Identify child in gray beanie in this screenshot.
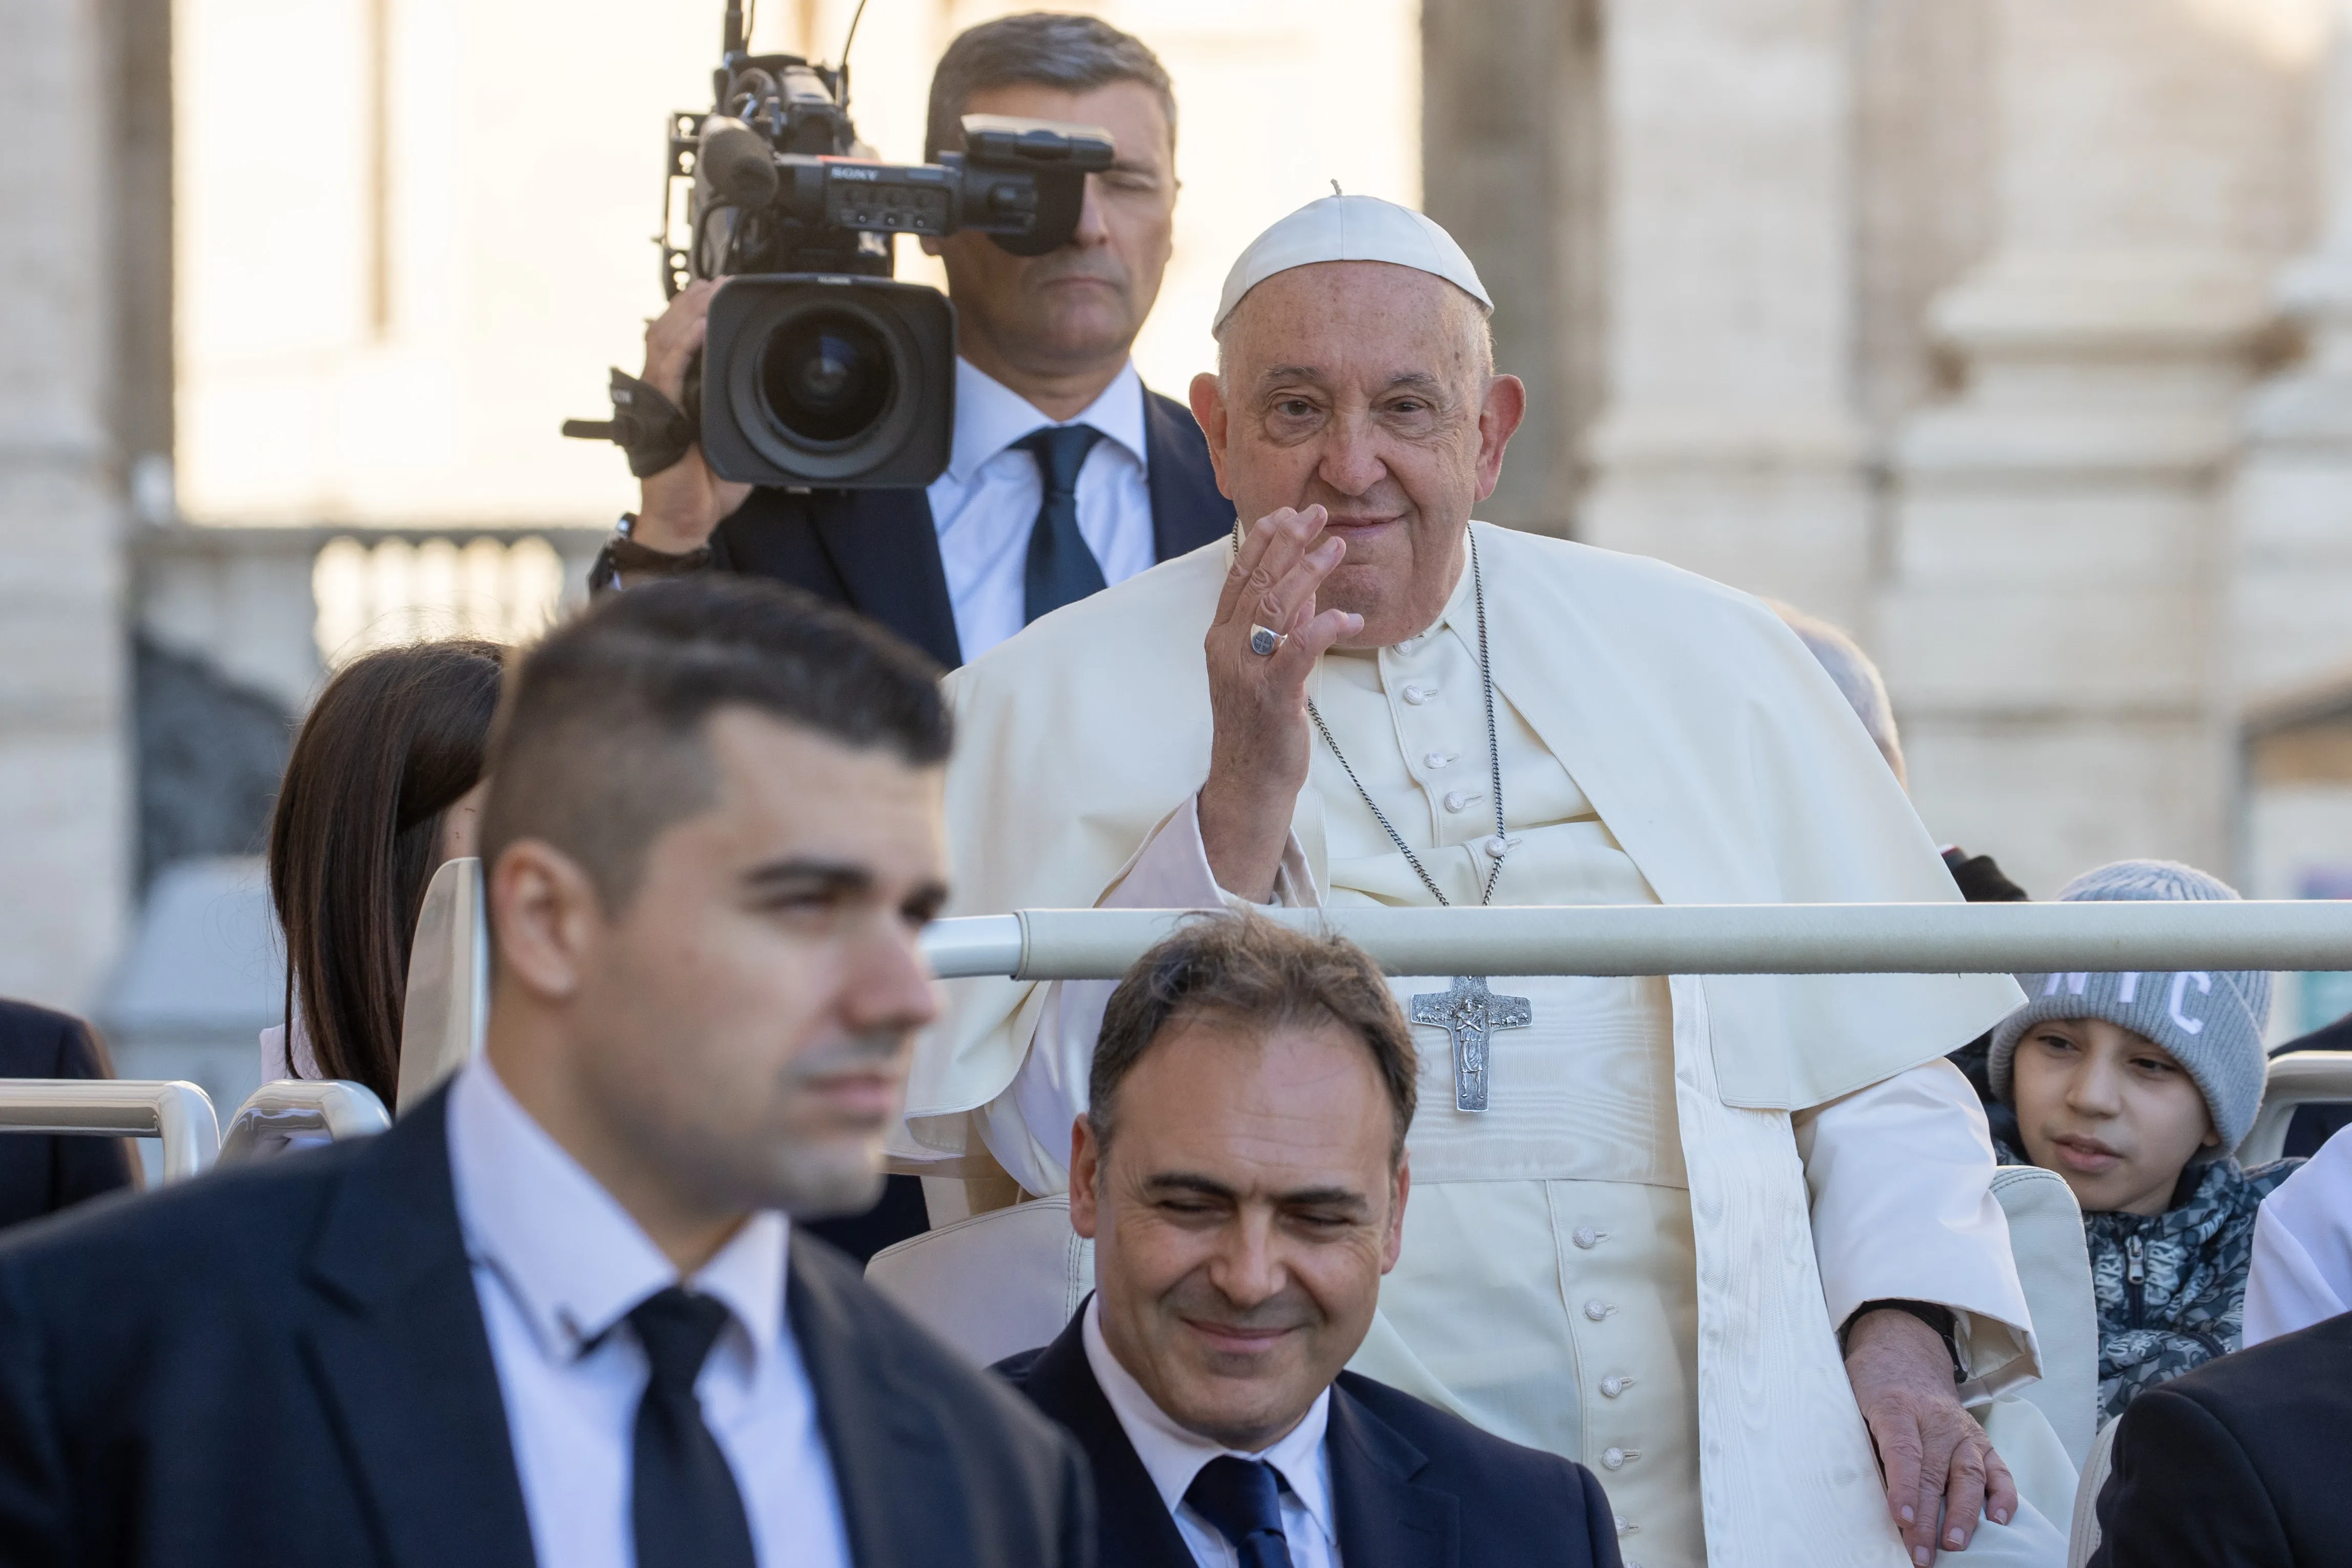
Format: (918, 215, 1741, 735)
(1989, 858, 2302, 1426)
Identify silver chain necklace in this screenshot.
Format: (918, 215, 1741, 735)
(1305, 532, 1510, 906)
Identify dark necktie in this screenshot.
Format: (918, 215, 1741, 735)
(1015, 424, 1109, 624)
(629, 1287, 758, 1568)
(1185, 1455, 1296, 1568)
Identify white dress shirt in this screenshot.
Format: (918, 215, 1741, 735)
(926, 357, 1157, 661)
(1081, 1297, 1342, 1568)
(446, 1060, 852, 1568)
(2245, 1122, 2352, 1344)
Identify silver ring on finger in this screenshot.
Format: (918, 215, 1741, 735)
(1249, 624, 1287, 657)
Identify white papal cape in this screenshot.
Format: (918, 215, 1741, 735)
(907, 522, 2046, 1565)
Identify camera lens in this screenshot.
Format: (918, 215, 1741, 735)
(756, 311, 893, 444)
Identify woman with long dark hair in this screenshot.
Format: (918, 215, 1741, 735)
(265, 639, 506, 1105)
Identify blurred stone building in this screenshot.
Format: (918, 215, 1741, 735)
(7, 0, 2352, 1033)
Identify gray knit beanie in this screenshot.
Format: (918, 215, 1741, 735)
(1989, 860, 2271, 1157)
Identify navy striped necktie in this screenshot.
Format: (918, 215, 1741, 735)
(1185, 1455, 1295, 1568)
(1015, 423, 1109, 624)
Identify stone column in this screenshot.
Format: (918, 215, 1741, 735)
(1421, 0, 1606, 537)
(2232, 2, 2352, 703)
(1576, 0, 1874, 626)
(2229, 1, 2352, 916)
(0, 0, 132, 1008)
(1882, 0, 2316, 896)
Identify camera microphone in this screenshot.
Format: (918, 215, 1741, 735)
(699, 116, 780, 208)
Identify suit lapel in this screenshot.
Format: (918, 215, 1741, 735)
(792, 1245, 966, 1568)
(1326, 1381, 1458, 1568)
(1142, 390, 1234, 564)
(298, 1090, 537, 1568)
(1018, 1315, 1196, 1568)
(813, 488, 964, 668)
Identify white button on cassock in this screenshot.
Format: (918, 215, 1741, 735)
(1584, 1300, 1614, 1321)
(1601, 1375, 1629, 1398)
(1601, 1447, 1629, 1470)
(1401, 683, 1436, 705)
(1423, 750, 1456, 769)
(1572, 1225, 1599, 1248)
(1442, 790, 1484, 813)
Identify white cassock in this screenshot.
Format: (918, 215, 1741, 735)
(906, 521, 2068, 1567)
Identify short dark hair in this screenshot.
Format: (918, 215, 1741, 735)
(269, 638, 506, 1102)
(1090, 913, 1418, 1165)
(925, 12, 1176, 160)
(479, 576, 950, 911)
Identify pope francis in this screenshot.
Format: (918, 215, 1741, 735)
(906, 196, 2068, 1567)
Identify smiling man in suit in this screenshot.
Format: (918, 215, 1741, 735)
(0, 578, 1091, 1568)
(603, 12, 1229, 673)
(996, 913, 1620, 1568)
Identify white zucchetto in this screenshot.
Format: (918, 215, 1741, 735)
(1213, 194, 1494, 329)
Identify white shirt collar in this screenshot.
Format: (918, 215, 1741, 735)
(945, 357, 1149, 485)
(1080, 1295, 1337, 1546)
(447, 1059, 788, 1374)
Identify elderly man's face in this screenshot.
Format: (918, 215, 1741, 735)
(1069, 1013, 1408, 1450)
(1191, 262, 1525, 647)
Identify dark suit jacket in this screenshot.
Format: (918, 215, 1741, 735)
(2088, 1310, 2352, 1568)
(995, 1312, 1622, 1568)
(0, 1087, 1094, 1568)
(711, 386, 1231, 669)
(0, 999, 137, 1231)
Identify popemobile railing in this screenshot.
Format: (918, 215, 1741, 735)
(923, 901, 2352, 1166)
(0, 1077, 391, 1186)
(918, 900, 2352, 980)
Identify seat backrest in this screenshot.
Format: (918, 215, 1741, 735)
(1993, 1164, 2098, 1470)
(864, 1197, 1092, 1366)
(2240, 1049, 2352, 1165)
(2065, 1412, 2122, 1568)
(396, 857, 488, 1114)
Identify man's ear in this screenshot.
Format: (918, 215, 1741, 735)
(1189, 371, 1234, 499)
(487, 839, 606, 1003)
(1381, 1152, 1411, 1274)
(1473, 373, 1527, 501)
(1068, 1115, 1102, 1238)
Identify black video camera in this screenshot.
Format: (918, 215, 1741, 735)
(565, 4, 1114, 488)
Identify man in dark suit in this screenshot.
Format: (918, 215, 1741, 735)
(994, 914, 1620, 1568)
(0, 578, 1091, 1568)
(0, 998, 137, 1229)
(600, 13, 1229, 674)
(2088, 1309, 2352, 1567)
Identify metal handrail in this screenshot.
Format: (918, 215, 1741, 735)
(219, 1079, 392, 1163)
(922, 901, 2352, 980)
(0, 1080, 220, 1183)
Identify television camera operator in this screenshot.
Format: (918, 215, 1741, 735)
(599, 12, 1230, 673)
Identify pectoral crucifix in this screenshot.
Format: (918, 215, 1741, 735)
(1411, 975, 1532, 1113)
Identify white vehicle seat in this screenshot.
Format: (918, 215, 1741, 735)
(2239, 1050, 2352, 1165)
(2065, 1414, 2123, 1568)
(396, 857, 488, 1114)
(865, 1197, 1092, 1367)
(1991, 1164, 2099, 1471)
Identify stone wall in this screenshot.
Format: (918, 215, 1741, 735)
(0, 0, 133, 1011)
(1432, 0, 2345, 899)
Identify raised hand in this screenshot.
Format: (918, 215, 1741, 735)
(1197, 504, 1364, 901)
(634, 279, 753, 554)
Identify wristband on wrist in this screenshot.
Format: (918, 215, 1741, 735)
(590, 513, 713, 593)
(1841, 1299, 1965, 1385)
